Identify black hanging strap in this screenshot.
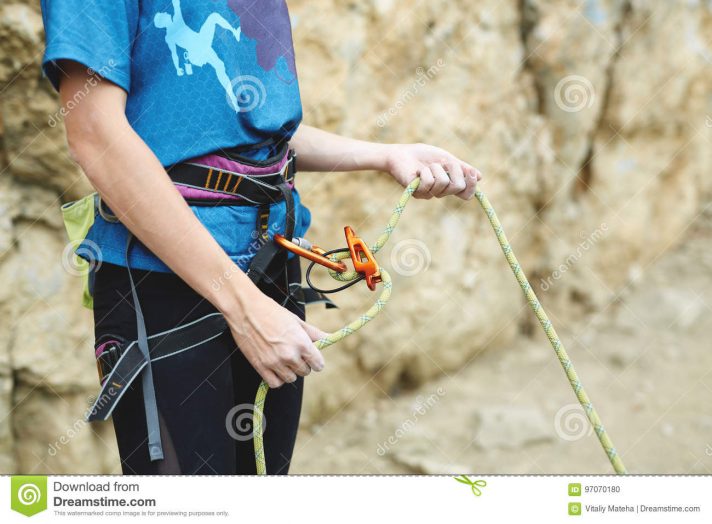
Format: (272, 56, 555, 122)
(246, 183, 295, 286)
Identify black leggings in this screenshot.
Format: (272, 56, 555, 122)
(92, 257, 304, 475)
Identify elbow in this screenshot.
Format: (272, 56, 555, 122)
(65, 128, 88, 169)
(65, 111, 101, 169)
(64, 110, 121, 185)
(56, 59, 128, 174)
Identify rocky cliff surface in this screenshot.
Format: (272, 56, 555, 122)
(0, 0, 710, 473)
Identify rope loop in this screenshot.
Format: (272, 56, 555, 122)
(253, 176, 627, 475)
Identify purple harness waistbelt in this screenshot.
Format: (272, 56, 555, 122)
(168, 148, 295, 205)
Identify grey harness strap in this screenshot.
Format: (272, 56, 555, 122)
(125, 232, 163, 461)
(87, 312, 228, 423)
(88, 153, 332, 462)
(86, 233, 230, 462)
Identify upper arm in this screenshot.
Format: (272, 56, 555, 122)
(40, 0, 139, 159)
(58, 60, 128, 112)
(57, 60, 130, 164)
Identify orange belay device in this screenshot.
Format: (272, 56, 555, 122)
(343, 226, 382, 290)
(274, 225, 382, 291)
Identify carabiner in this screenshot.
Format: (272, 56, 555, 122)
(274, 234, 347, 273)
(344, 226, 382, 291)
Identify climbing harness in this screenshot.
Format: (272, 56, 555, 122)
(84, 145, 334, 461)
(68, 146, 626, 474)
(253, 177, 628, 475)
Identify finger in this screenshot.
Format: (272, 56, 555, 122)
(285, 346, 313, 376)
(300, 319, 328, 343)
(391, 164, 417, 189)
(413, 166, 434, 199)
(274, 365, 298, 385)
(443, 161, 466, 196)
(299, 339, 325, 371)
(456, 168, 478, 200)
(469, 166, 482, 182)
(460, 161, 481, 181)
(302, 347, 324, 372)
(259, 367, 284, 389)
(467, 164, 483, 182)
(289, 360, 312, 377)
(429, 163, 450, 197)
(297, 320, 326, 371)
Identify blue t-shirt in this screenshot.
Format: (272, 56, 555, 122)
(40, 0, 310, 272)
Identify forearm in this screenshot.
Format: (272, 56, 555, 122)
(70, 117, 258, 314)
(290, 124, 392, 172)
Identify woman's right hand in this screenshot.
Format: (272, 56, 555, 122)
(223, 286, 327, 388)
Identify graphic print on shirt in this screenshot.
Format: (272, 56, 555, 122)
(154, 0, 243, 111)
(227, 0, 298, 84)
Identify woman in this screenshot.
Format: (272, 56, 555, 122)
(41, 0, 481, 475)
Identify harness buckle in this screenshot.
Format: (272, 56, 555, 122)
(344, 226, 381, 291)
(274, 234, 348, 273)
(281, 152, 296, 183)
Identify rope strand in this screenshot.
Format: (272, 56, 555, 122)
(253, 178, 626, 475)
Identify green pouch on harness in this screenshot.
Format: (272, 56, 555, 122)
(60, 193, 98, 309)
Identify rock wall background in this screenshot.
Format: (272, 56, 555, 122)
(0, 0, 710, 473)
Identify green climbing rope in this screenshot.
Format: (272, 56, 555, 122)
(253, 177, 627, 475)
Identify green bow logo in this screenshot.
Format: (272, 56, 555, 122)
(11, 476, 47, 517)
(454, 475, 487, 497)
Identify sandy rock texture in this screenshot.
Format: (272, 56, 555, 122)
(0, 0, 710, 473)
(292, 206, 712, 474)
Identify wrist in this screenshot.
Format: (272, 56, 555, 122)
(361, 142, 394, 172)
(206, 265, 257, 317)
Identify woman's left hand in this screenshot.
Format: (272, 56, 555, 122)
(384, 143, 483, 200)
